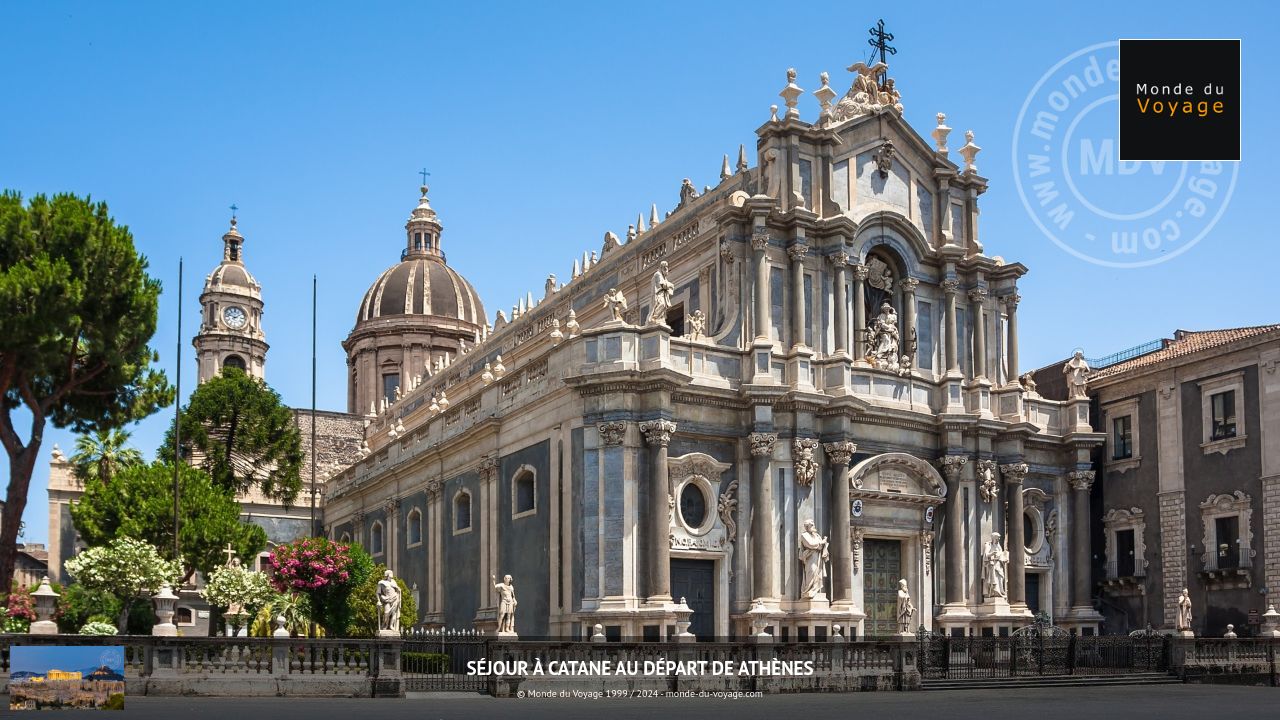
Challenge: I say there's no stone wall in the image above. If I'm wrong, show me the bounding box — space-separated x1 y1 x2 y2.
1264 477 1280 611
292 409 364 484
1159 491 1187 627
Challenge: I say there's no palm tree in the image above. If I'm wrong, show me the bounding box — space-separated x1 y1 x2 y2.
70 428 143 484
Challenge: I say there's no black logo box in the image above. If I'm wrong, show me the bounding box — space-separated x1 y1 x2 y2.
1119 39 1240 162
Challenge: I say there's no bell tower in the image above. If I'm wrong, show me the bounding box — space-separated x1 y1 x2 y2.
193 214 269 383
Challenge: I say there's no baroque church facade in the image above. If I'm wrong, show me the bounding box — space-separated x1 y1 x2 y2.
321 62 1106 640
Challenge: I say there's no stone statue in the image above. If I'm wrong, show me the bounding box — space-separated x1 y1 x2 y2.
896 579 915 633
647 261 675 326
866 302 901 372
1019 371 1039 396
982 532 1009 599
830 61 891 123
376 569 402 634
1064 350 1091 399
1177 588 1193 632
687 309 706 341
977 460 999 504
797 519 829 600
603 288 628 323
492 574 517 635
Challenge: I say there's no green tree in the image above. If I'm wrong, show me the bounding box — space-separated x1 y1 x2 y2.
347 565 417 638
69 461 266 582
0 191 172 592
160 367 303 504
70 427 143 484
56 583 123 634
64 537 181 629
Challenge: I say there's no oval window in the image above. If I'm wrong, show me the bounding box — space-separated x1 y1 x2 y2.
680 483 708 529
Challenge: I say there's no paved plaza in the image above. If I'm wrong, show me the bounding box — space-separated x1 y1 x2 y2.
7 684 1271 720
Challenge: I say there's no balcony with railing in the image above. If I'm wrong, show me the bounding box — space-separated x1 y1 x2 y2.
1200 544 1254 589
1101 558 1147 595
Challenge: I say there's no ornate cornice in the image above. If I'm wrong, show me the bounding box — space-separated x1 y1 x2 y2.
823 440 857 466
639 419 677 447
598 421 628 447
1068 470 1095 491
748 432 778 457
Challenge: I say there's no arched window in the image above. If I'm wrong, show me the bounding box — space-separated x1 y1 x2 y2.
175 607 194 625
454 491 472 534
339 532 352 544
407 508 423 546
370 521 385 556
512 466 536 518
223 354 246 372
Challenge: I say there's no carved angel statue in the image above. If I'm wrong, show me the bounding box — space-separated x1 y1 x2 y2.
1064 350 1091 399
982 532 1009 599
830 61 888 122
687 309 706 341
603 288 629 323
647 261 676 326
1019 371 1039 396
797 519 830 600
865 302 900 372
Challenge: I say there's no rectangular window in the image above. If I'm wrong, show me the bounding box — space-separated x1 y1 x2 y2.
382 373 400 405
1112 415 1133 459
803 273 813 347
1210 390 1236 440
917 300 933 370
1115 529 1136 577
1215 515 1239 568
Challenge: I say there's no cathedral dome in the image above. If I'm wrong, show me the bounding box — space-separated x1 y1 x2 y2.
209 262 258 289
356 256 484 325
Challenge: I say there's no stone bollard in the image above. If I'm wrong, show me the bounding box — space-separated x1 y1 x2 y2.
672 597 696 644
1262 605 1280 638
28 577 60 635
151 583 179 636
273 614 290 638
830 624 846 668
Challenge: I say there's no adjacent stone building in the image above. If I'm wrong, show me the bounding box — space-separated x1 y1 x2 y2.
1079 325 1280 636
323 63 1104 640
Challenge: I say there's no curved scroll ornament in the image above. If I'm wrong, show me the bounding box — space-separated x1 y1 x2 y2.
749 432 778 457
598 421 627 447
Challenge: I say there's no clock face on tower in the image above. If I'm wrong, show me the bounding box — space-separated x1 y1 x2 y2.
223 306 247 329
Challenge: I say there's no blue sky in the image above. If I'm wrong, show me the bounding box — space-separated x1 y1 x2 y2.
2 1 1274 543
10 645 124 675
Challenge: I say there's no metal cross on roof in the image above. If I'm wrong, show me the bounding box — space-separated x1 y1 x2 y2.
229 203 238 220
867 18 897 66
418 168 431 185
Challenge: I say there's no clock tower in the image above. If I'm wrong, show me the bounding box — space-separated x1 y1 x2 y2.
194 215 269 383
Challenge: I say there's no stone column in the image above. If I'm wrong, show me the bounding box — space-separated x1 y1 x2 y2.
384 497 400 573
969 288 988 380
749 432 778 602
939 456 968 604
639 419 677 604
787 243 808 349
943 279 960 374
830 252 849 356
900 278 919 370
1004 293 1021 383
852 264 868 359
824 441 857 604
1001 463 1029 605
478 457 499 613
1069 471 1095 608
753 228 771 340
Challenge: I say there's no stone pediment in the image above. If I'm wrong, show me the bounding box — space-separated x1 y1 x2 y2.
848 452 946 497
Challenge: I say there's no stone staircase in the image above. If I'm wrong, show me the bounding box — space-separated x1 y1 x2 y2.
922 672 1182 690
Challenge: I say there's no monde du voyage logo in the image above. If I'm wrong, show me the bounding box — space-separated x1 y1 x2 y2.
1013 40 1240 268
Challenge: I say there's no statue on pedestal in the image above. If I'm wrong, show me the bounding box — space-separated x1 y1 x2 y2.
603 288 628 324
982 532 1009 599
647 261 675 326
1064 350 1091 399
1177 588 1194 633
797 519 830 600
865 302 900 372
492 574 518 635
896 579 915 633
376 569 402 635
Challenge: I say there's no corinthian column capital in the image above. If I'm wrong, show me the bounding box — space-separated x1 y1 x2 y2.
1068 470 1095 492
1000 462 1029 484
899 277 920 293
937 454 968 481
823 440 857 466
748 432 778 457
638 419 677 447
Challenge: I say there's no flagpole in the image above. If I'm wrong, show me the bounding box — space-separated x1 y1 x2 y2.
173 257 183 563
310 274 317 538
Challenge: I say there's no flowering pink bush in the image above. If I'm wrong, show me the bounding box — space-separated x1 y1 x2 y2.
268 537 371 634
4 584 38 621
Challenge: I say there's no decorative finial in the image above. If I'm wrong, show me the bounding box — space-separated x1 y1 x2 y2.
814 71 837 125
720 154 731 181
932 113 952 158
636 212 646 233
736 144 748 174
770 104 779 123
779 69 803 120
960 130 981 174
650 203 660 227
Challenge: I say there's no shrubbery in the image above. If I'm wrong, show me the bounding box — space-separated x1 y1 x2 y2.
269 537 373 635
